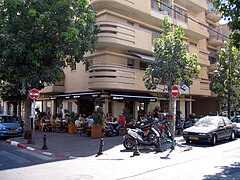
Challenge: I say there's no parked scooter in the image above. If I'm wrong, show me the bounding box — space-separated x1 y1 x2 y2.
123 123 160 150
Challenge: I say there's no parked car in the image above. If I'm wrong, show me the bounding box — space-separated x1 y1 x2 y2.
231 115 240 135
183 116 236 145
0 114 23 137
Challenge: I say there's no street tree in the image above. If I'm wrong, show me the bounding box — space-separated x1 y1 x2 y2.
211 0 240 48
143 16 200 147
211 41 240 119
0 0 99 130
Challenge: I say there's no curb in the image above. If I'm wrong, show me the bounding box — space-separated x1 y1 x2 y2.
6 139 75 159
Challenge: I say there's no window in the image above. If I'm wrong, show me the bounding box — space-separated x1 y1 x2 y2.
127 59 134 68
140 61 148 70
218 119 225 127
85 60 93 71
127 21 134 26
174 6 188 23
71 61 76 71
189 42 197 46
68 102 72 113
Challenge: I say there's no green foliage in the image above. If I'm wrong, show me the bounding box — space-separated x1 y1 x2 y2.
211 41 240 111
211 0 240 48
0 0 100 100
93 108 105 126
122 107 133 122
143 16 200 91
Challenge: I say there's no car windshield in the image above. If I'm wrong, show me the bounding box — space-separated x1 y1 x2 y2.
194 117 218 127
232 117 240 123
0 116 17 123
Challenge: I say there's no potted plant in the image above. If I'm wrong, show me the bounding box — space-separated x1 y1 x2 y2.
66 111 77 134
91 108 105 139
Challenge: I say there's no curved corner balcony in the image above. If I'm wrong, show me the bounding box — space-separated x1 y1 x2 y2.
88 63 147 91
206 10 221 23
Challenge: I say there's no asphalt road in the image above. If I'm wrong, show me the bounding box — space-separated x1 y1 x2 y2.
0 137 240 180
0 138 65 171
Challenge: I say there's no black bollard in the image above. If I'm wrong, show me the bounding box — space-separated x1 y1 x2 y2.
41 134 48 150
96 138 104 156
155 137 162 153
27 131 33 144
132 139 140 156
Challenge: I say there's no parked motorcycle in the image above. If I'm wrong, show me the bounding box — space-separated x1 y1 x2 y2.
123 123 160 150
154 119 172 143
176 117 185 135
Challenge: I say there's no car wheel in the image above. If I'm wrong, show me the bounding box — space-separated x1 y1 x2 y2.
229 131 235 140
211 135 217 146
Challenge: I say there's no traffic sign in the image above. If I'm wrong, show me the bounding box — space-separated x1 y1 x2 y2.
29 88 40 100
171 85 179 97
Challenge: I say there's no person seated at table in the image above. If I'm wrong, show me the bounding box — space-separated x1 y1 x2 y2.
62 114 70 126
86 113 94 128
75 114 86 128
105 112 116 133
40 114 48 132
116 114 126 135
105 112 114 122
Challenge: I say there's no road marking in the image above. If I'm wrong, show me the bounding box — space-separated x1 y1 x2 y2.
17 149 54 160
0 151 30 163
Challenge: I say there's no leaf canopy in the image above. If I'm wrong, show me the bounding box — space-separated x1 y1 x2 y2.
0 0 100 101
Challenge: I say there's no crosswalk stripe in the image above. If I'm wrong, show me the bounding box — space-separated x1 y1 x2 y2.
0 151 30 163
17 149 54 160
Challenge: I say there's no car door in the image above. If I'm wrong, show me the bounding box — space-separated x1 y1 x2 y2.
217 118 226 140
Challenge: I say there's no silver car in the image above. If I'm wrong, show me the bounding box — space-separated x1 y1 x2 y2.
183 116 236 145
231 115 240 135
0 114 23 137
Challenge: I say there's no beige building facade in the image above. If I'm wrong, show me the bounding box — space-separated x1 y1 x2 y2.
34 0 229 120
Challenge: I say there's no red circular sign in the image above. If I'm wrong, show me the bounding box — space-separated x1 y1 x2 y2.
171 85 179 97
29 88 40 100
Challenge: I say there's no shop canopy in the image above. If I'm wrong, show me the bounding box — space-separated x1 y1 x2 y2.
110 92 157 102
50 92 100 100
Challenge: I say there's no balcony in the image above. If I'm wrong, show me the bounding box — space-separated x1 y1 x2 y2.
208 29 224 47
188 45 210 66
90 0 151 15
97 21 152 52
186 17 209 40
190 79 211 96
40 82 65 94
174 0 207 13
88 63 147 91
206 9 221 23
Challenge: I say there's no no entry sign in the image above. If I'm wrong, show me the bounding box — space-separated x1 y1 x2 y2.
171 85 179 97
29 88 40 100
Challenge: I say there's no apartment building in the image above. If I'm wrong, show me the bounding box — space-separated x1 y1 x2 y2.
34 0 228 119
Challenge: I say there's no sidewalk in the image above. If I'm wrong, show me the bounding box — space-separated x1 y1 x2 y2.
6 130 186 160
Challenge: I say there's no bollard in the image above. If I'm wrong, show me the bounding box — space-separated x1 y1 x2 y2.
132 139 140 156
27 131 33 144
155 137 162 153
41 134 48 150
96 138 104 156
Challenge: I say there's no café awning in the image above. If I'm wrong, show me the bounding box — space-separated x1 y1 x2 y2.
128 51 155 63
110 92 157 102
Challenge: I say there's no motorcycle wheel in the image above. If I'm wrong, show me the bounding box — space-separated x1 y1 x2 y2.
123 138 135 150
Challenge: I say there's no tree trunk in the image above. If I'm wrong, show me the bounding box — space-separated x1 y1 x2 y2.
23 96 32 139
168 84 176 149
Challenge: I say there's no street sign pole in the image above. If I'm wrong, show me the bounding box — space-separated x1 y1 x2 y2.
171 85 179 149
31 99 36 144
29 88 40 144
